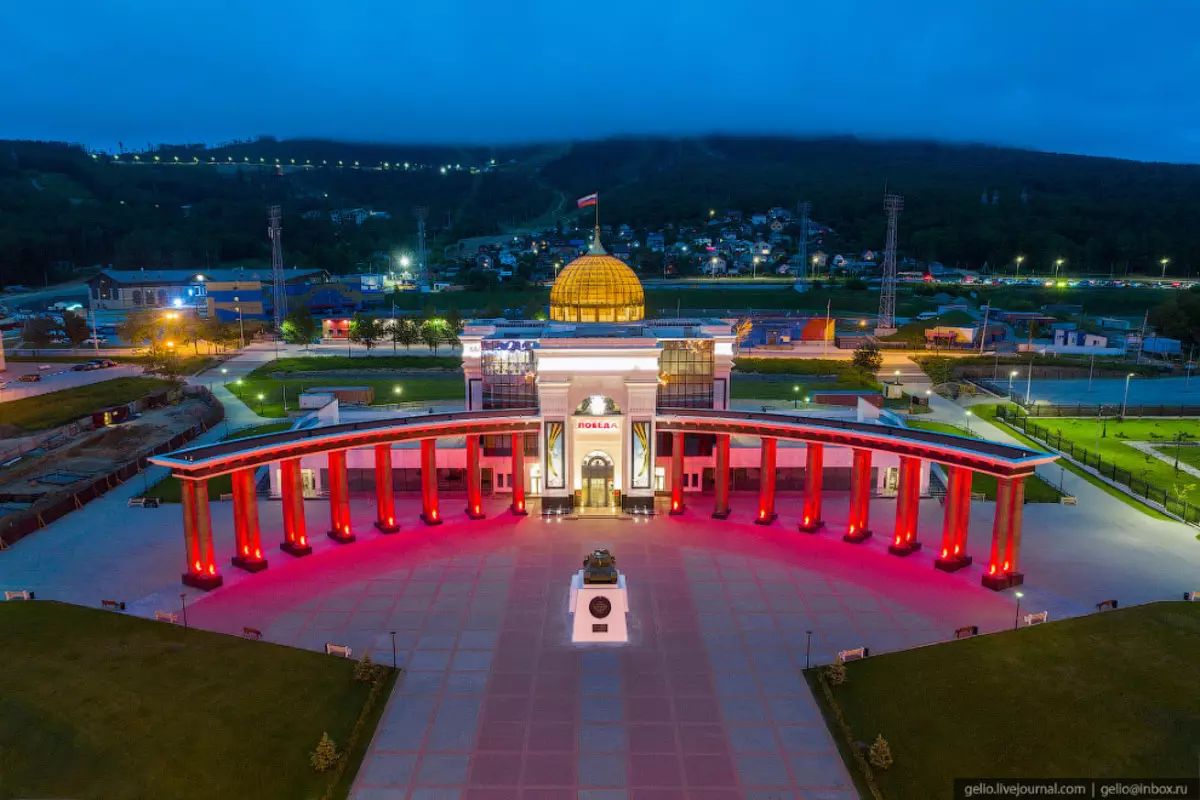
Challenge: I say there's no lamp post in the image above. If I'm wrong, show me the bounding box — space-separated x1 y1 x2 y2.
805 630 812 670
965 410 973 433
1025 354 1034 405
1160 257 1170 279
1013 591 1024 629
792 385 800 409
257 393 265 415
1008 370 1018 399
390 630 397 670
1015 255 1024 278
1054 258 1065 278
1121 372 1134 418
179 592 189 631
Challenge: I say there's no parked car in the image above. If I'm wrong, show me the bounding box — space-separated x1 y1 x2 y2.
18 373 42 382
82 336 107 346
88 359 118 369
71 363 98 372
97 325 118 335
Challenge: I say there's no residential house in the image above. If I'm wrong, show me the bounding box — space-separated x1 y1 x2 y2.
1054 330 1108 348
618 224 634 240
750 213 768 226
646 233 665 252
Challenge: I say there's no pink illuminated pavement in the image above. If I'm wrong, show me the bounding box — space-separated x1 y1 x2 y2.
184 495 1018 800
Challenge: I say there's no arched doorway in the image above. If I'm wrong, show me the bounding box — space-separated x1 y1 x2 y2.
581 451 614 509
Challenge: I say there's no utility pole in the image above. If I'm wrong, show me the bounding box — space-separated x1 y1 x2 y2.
415 206 428 288
268 205 286 337
977 302 991 354
876 192 903 335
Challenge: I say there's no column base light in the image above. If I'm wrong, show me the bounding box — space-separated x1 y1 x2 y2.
280 540 312 557
934 553 973 572
887 540 922 557
182 572 223 591
420 512 443 527
754 511 778 525
510 503 528 517
843 528 873 544
466 506 487 520
669 501 685 516
374 519 401 534
798 518 825 533
231 555 269 573
981 571 1025 591
327 528 356 544
711 508 731 520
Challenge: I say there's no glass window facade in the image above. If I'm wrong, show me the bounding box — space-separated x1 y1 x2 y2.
481 341 538 410
657 340 715 410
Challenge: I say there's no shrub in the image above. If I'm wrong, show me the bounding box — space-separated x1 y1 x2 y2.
826 657 847 686
852 342 883 372
869 734 894 770
354 652 383 683
310 732 340 772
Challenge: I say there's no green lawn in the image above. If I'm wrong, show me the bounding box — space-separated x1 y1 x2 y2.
1015 416 1200 505
817 602 1200 799
224 376 463 418
973 404 1174 520
0 601 390 800
903 419 1063 502
730 379 875 402
1173 446 1200 471
250 354 463 375
0 377 174 431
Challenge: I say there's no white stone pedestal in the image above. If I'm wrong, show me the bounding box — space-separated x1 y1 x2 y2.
568 570 629 644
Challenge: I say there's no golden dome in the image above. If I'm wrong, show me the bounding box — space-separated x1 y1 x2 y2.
549 236 644 323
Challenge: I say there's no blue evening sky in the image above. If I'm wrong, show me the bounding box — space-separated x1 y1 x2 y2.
1 0 1196 162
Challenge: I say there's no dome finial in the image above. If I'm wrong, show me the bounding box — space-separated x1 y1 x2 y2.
589 222 606 255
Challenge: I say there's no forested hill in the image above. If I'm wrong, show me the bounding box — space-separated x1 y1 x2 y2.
2 135 1199 287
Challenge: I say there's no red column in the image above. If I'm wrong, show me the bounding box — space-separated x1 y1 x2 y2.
231 467 267 571
1003 477 1026 581
756 436 777 524
327 450 354 543
510 432 527 515
888 456 922 556
844 448 873 543
935 466 973 571
669 431 685 515
181 477 222 590
420 438 441 525
374 444 399 533
280 457 311 557
982 476 1024 590
466 434 485 519
712 433 731 519
800 443 824 532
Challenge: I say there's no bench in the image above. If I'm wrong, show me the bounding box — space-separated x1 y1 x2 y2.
954 625 979 639
1023 611 1048 626
837 646 869 663
155 610 179 624
219 493 234 502
4 590 33 601
243 627 263 640
1095 599 1118 611
970 492 988 501
127 497 146 507
324 642 352 658
1060 496 1078 505
101 599 126 611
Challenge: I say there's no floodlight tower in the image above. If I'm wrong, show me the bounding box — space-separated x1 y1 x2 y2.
268 205 287 334
415 206 429 285
875 192 904 335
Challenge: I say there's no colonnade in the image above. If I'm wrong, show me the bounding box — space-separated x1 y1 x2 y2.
180 433 525 591
665 433 1027 591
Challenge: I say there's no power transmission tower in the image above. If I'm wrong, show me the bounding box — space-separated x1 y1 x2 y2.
268 205 287 334
876 192 904 335
415 206 428 286
794 201 811 292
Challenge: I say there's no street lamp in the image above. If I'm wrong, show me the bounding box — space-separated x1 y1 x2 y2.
393 386 403 398
792 385 800 409
965 410 973 433
1015 255 1024 277
1121 372 1135 418
1054 258 1065 277
1160 257 1170 279
1008 369 1018 398
257 393 265 414
1013 591 1024 629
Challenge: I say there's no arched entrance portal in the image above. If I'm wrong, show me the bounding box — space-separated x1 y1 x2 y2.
581 451 614 509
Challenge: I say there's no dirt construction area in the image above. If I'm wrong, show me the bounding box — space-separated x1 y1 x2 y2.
0 398 215 504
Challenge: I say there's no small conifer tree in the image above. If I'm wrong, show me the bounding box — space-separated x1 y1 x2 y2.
826 656 847 686
869 734 894 770
355 652 380 682
310 732 340 772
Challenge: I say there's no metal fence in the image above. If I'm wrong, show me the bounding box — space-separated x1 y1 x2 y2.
995 407 1200 525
